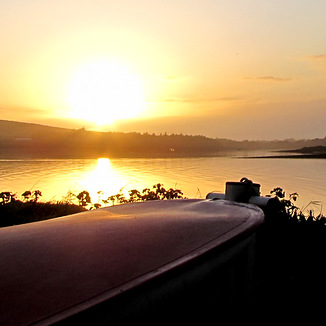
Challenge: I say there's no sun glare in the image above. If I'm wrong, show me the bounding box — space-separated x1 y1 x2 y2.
80 158 127 200
67 60 145 125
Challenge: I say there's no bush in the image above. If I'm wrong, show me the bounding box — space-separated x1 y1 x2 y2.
268 187 325 226
103 183 184 206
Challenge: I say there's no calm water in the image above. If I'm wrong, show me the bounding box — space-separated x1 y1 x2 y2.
1 156 325 210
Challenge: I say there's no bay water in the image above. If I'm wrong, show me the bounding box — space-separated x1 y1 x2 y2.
1 155 325 211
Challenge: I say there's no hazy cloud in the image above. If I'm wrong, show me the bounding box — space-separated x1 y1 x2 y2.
303 54 326 71
148 96 243 104
243 76 294 82
306 54 326 61
115 98 326 141
0 106 46 118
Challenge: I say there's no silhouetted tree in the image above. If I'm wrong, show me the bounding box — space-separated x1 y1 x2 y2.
76 191 92 207
0 192 16 205
22 191 32 202
32 190 42 203
104 184 184 206
21 190 42 203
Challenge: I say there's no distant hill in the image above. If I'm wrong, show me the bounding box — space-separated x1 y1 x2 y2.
0 120 325 158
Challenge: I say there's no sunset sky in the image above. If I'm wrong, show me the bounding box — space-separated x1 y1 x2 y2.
1 0 325 140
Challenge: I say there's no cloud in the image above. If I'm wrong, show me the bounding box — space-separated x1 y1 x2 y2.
306 54 326 61
243 76 294 82
303 54 326 71
148 96 244 104
0 106 46 119
305 54 326 66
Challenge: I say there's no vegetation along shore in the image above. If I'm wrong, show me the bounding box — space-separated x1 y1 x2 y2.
0 184 184 227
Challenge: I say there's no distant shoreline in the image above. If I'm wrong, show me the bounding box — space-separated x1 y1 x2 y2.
242 145 326 159
2 152 326 160
1 120 326 159
242 153 326 159
0 152 229 160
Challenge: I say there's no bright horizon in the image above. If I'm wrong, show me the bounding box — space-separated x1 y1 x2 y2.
1 0 326 140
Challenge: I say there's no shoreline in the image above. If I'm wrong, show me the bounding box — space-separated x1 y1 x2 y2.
2 152 326 160
241 153 326 159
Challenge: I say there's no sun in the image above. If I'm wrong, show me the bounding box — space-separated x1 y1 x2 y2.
67 60 145 125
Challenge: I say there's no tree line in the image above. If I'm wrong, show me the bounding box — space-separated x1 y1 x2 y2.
1 119 326 158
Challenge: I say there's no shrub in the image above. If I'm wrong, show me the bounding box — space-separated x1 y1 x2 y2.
103 183 184 206
268 187 325 226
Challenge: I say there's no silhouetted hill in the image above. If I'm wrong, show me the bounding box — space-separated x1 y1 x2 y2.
0 120 325 158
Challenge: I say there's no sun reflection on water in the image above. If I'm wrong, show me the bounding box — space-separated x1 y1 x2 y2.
79 158 127 202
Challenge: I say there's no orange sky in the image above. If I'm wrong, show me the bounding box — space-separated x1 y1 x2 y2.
0 0 326 140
